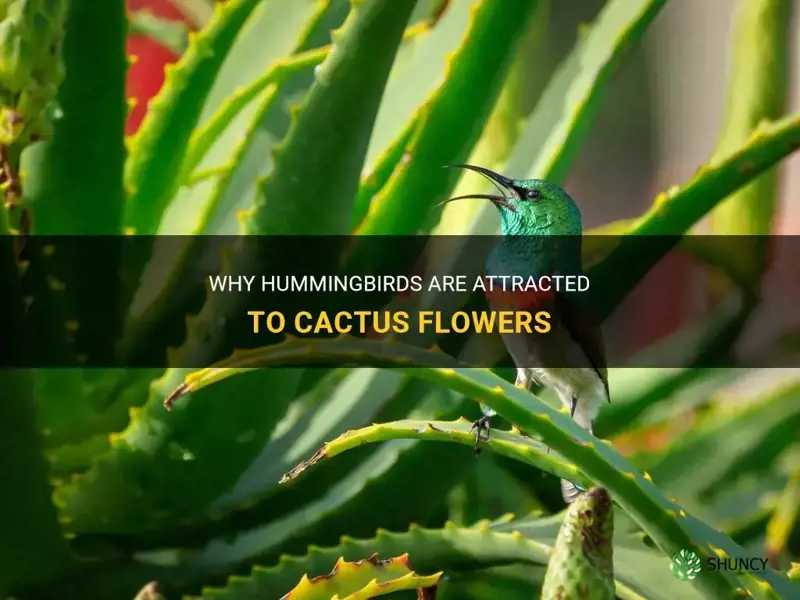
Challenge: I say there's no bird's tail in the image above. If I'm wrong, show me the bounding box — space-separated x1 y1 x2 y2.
561 419 592 504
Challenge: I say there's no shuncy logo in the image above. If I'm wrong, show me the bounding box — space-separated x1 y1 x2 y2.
671 550 702 581
670 550 770 581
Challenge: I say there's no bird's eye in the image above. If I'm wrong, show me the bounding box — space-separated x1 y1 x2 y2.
525 189 541 200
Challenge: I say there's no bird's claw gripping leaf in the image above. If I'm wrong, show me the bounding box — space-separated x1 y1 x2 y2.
541 487 615 600
469 415 492 455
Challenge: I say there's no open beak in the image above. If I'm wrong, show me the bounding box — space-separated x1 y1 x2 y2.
436 163 517 212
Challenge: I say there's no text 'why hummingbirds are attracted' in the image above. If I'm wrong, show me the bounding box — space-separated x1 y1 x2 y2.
207 273 591 293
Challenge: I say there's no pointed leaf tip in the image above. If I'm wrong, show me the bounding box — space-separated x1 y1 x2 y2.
163 382 189 411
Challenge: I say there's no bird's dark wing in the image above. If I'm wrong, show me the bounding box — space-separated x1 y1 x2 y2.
548 234 609 402
555 286 610 403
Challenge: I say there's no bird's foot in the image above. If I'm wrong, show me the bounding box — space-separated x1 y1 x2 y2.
469 415 492 456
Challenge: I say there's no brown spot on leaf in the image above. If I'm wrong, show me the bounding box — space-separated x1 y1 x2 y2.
738 160 756 175
579 509 594 527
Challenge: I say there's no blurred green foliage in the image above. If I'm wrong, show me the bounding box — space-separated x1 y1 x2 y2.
2 0 800 598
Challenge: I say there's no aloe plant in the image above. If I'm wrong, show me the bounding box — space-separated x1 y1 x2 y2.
3 0 800 599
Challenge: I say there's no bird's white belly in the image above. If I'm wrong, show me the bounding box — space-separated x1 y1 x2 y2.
499 321 607 431
533 366 600 397
536 367 605 429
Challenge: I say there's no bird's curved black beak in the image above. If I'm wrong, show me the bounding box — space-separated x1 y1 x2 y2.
446 163 515 188
436 163 517 212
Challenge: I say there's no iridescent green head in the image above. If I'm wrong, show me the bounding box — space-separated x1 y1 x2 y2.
442 164 583 236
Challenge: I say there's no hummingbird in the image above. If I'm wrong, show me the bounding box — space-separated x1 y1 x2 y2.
441 164 610 504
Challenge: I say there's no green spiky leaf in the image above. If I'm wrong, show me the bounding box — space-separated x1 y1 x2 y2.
123 0 264 235
166 339 798 599
355 0 541 235
200 553 438 600
242 0 419 235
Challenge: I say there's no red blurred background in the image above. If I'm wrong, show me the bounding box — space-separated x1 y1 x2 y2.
126 0 191 135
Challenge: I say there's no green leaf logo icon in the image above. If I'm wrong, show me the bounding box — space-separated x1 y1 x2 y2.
671 549 702 580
